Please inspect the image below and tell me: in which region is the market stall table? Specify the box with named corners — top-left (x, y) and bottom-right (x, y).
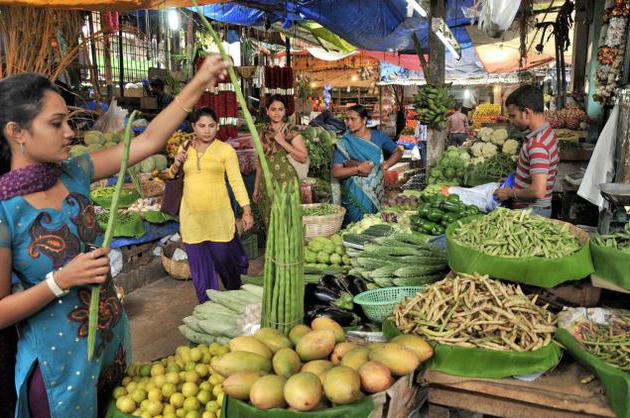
top-left (422, 362), bottom-right (615, 418)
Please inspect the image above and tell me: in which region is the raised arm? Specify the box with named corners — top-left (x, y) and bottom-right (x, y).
top-left (90, 55), bottom-right (228, 181)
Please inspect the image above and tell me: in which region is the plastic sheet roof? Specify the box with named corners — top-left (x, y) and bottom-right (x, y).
top-left (0, 0), bottom-right (226, 11)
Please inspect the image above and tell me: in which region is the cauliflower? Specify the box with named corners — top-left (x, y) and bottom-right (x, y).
top-left (481, 143), bottom-right (498, 158)
top-left (478, 127), bottom-right (494, 142)
top-left (490, 128), bottom-right (508, 145)
top-left (471, 156), bottom-right (485, 165)
top-left (471, 142), bottom-right (484, 157)
top-left (502, 139), bottom-right (519, 155)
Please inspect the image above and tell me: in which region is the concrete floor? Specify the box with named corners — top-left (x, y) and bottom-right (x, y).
top-left (126, 255), bottom-right (265, 363)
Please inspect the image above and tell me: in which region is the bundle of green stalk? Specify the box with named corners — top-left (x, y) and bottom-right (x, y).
top-left (347, 232), bottom-right (448, 288)
top-left (469, 152), bottom-right (516, 180)
top-left (451, 208), bottom-right (581, 258)
top-left (591, 221), bottom-right (630, 253)
top-left (392, 273), bottom-right (557, 351)
top-left (576, 315), bottom-right (630, 371)
top-left (87, 111), bottom-right (139, 360)
top-left (260, 183), bottom-right (305, 336)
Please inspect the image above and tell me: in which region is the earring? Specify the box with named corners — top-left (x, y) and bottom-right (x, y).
top-left (19, 143), bottom-right (25, 154)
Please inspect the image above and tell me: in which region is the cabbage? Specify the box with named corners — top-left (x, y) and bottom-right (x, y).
top-left (139, 157), bottom-right (156, 173)
top-left (84, 130), bottom-right (105, 145)
top-left (154, 154), bottom-right (168, 171)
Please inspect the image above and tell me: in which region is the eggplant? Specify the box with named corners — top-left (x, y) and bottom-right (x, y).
top-left (333, 276), bottom-right (353, 294)
top-left (304, 305), bottom-right (331, 324)
top-left (348, 276), bottom-right (368, 296)
top-left (309, 306), bottom-right (359, 327)
top-left (319, 274), bottom-right (342, 293)
top-left (310, 286), bottom-right (341, 305)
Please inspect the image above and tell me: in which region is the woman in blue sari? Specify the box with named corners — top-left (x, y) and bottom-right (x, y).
top-left (332, 105), bottom-right (402, 224)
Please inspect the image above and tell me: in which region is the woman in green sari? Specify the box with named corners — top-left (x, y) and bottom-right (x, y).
top-left (253, 95), bottom-right (308, 225)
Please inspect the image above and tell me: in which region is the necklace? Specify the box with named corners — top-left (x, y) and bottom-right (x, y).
top-left (193, 140), bottom-right (211, 171)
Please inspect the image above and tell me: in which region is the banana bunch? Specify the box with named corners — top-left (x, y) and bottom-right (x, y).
top-left (413, 84), bottom-right (455, 130)
top-left (166, 130), bottom-right (193, 158)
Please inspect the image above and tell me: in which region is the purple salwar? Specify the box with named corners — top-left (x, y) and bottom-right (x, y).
top-left (185, 234), bottom-right (249, 302)
top-left (28, 363), bottom-right (51, 418)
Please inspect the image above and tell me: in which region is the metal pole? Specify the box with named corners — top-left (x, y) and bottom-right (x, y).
top-left (118, 23), bottom-right (125, 97)
top-left (285, 35), bottom-right (291, 67)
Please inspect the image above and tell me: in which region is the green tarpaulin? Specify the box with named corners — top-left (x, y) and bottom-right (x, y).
top-left (556, 329), bottom-right (629, 418)
top-left (383, 320), bottom-right (562, 379)
top-left (446, 217), bottom-right (594, 288)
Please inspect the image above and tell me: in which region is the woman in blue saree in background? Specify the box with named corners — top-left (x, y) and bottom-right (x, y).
top-left (332, 105), bottom-right (402, 224)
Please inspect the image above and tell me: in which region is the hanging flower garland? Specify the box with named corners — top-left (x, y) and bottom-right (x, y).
top-left (593, 0), bottom-right (630, 105)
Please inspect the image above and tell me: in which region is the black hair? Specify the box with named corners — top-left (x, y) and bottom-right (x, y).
top-left (505, 85), bottom-right (544, 113)
top-left (348, 104), bottom-right (369, 120)
top-left (150, 78), bottom-right (164, 89)
top-left (189, 107), bottom-right (218, 124)
top-left (0, 73), bottom-right (58, 175)
top-left (265, 94), bottom-right (286, 110)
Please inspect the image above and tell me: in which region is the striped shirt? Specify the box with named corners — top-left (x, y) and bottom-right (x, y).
top-left (514, 122), bottom-right (558, 209)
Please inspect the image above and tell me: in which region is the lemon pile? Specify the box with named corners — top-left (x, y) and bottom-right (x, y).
top-left (113, 343), bottom-right (229, 418)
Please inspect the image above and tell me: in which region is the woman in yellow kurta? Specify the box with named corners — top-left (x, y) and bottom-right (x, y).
top-left (171, 107), bottom-right (253, 301)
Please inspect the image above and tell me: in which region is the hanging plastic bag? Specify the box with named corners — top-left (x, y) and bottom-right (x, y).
top-left (479, 0), bottom-right (521, 38)
top-left (448, 182), bottom-right (501, 212)
top-left (92, 99), bottom-right (128, 134)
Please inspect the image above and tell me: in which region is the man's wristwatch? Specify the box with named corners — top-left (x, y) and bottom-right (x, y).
top-left (45, 271), bottom-right (69, 298)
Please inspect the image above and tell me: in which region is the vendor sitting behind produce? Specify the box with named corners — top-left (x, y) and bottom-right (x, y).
top-left (332, 105), bottom-right (403, 224)
top-left (150, 78), bottom-right (174, 111)
top-left (494, 85), bottom-right (558, 218)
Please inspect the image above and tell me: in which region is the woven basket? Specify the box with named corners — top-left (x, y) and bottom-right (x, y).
top-left (301, 204), bottom-right (345, 239)
top-left (161, 242), bottom-right (191, 280)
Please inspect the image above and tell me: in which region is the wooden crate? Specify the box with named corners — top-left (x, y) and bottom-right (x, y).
top-left (120, 241), bottom-right (157, 272)
top-left (371, 373), bottom-right (425, 418)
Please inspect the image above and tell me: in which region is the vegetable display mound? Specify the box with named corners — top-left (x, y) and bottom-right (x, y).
top-left (576, 315), bottom-right (630, 371)
top-left (392, 273), bottom-right (556, 352)
top-left (592, 222), bottom-right (630, 253)
top-left (302, 203), bottom-right (339, 217)
top-left (451, 208), bottom-right (582, 258)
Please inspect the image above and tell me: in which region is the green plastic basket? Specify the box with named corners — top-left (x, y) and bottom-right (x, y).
top-left (353, 286), bottom-right (425, 323)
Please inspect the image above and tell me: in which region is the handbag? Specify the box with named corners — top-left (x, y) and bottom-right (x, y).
top-left (287, 154), bottom-right (309, 180)
top-left (160, 140), bottom-right (192, 216)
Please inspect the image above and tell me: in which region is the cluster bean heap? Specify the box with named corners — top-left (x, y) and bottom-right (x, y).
top-left (392, 273), bottom-right (557, 352)
top-left (578, 315), bottom-right (630, 371)
top-left (451, 208), bottom-right (581, 258)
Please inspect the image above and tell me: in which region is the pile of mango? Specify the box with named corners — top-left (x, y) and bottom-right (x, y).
top-left (215, 318), bottom-right (433, 412)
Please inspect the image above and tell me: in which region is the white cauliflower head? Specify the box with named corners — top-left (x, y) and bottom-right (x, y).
top-left (471, 142), bottom-right (484, 157)
top-left (471, 156), bottom-right (485, 165)
top-left (502, 139), bottom-right (519, 155)
top-left (490, 128), bottom-right (508, 145)
top-left (478, 127), bottom-right (494, 142)
top-left (481, 142), bottom-right (498, 158)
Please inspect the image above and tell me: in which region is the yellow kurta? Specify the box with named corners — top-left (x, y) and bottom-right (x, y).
top-left (179, 140), bottom-right (250, 244)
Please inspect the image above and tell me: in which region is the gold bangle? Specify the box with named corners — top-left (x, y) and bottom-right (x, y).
top-left (174, 96), bottom-right (191, 113)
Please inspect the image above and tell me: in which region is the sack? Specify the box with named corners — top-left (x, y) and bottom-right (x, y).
top-left (160, 141), bottom-right (192, 216)
top-left (287, 154), bottom-right (309, 180)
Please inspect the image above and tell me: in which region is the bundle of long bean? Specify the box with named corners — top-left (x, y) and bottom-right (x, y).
top-left (194, 2), bottom-right (304, 335)
top-left (451, 208), bottom-right (581, 258)
top-left (261, 182), bottom-right (305, 335)
top-left (577, 315), bottom-right (630, 371)
top-left (87, 111), bottom-right (139, 360)
top-left (392, 273), bottom-right (556, 352)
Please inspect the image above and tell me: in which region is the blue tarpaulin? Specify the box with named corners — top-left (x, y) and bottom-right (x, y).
top-left (190, 0), bottom-right (475, 54)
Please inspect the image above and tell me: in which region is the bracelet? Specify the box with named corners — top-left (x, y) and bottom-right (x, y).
top-left (45, 271), bottom-right (69, 298)
top-left (174, 96), bottom-right (191, 113)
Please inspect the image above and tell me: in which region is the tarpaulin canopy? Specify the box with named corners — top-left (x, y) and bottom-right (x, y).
top-left (194, 0), bottom-right (474, 53)
top-left (0, 0), bottom-right (227, 11)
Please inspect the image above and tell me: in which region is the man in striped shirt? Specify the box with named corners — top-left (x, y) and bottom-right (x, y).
top-left (494, 85), bottom-right (558, 217)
